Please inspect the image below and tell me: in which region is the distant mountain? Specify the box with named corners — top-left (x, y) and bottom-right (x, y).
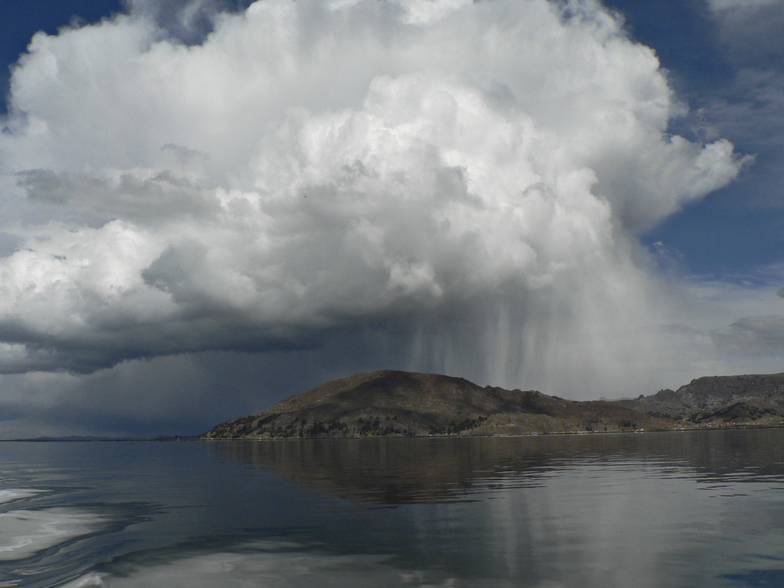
top-left (202, 370), bottom-right (672, 439)
top-left (3, 435), bottom-right (196, 442)
top-left (614, 373), bottom-right (784, 426)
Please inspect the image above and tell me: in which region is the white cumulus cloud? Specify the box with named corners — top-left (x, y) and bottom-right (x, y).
top-left (0, 0), bottom-right (758, 422)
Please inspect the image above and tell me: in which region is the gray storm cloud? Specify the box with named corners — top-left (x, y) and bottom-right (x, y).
top-left (0, 0), bottom-right (748, 397)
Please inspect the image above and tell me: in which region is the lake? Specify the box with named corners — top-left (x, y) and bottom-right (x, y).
top-left (1, 429), bottom-right (783, 587)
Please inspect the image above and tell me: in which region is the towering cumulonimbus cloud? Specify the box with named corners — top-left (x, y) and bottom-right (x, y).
top-left (0, 0), bottom-right (745, 394)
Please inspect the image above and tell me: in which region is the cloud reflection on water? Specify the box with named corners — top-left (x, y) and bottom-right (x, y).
top-left (3, 432), bottom-right (784, 587)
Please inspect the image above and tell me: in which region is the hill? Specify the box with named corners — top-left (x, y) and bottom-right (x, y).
top-left (202, 370), bottom-right (672, 439)
top-left (614, 373), bottom-right (784, 426)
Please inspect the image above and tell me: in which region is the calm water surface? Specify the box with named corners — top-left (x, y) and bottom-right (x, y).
top-left (1, 429), bottom-right (783, 587)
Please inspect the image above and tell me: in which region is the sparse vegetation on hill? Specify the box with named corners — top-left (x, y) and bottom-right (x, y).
top-left (202, 370), bottom-right (672, 439)
top-left (615, 373), bottom-right (784, 427)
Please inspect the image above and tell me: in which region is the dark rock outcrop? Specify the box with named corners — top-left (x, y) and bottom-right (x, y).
top-left (615, 373), bottom-right (784, 426)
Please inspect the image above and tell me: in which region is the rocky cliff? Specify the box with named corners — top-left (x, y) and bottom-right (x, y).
top-left (615, 373), bottom-right (784, 426)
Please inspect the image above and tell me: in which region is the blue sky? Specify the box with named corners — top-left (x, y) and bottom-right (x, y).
top-left (606, 0), bottom-right (783, 277)
top-left (0, 0), bottom-right (783, 437)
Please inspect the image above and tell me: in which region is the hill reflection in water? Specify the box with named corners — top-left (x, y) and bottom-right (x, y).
top-left (4, 431), bottom-right (784, 587)
top-left (209, 429), bottom-right (784, 506)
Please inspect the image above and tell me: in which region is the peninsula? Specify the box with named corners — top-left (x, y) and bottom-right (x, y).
top-left (203, 370), bottom-right (705, 439)
top-left (203, 370), bottom-right (784, 439)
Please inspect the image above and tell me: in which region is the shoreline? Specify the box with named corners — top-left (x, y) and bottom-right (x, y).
top-left (4, 420), bottom-right (784, 443)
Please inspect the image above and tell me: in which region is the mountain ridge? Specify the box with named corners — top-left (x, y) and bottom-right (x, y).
top-left (615, 372), bottom-right (784, 426)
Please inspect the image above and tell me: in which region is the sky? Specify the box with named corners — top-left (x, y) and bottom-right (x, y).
top-left (0, 0), bottom-right (783, 438)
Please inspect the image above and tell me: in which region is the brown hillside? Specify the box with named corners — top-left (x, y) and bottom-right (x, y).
top-left (202, 370), bottom-right (672, 438)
